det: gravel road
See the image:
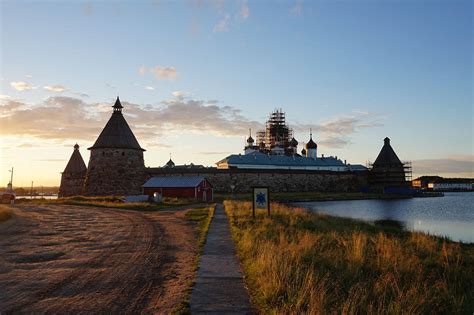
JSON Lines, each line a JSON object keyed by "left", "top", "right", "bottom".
{"left": 0, "top": 204, "right": 199, "bottom": 313}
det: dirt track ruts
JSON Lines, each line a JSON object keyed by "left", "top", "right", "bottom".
{"left": 0, "top": 204, "right": 199, "bottom": 313}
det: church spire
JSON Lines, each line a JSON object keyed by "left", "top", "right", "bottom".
{"left": 112, "top": 96, "right": 123, "bottom": 113}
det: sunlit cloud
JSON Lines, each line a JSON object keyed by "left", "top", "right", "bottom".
{"left": 138, "top": 65, "right": 147, "bottom": 76}
{"left": 0, "top": 96, "right": 383, "bottom": 150}
{"left": 293, "top": 112, "right": 384, "bottom": 148}
{"left": 412, "top": 156, "right": 474, "bottom": 177}
{"left": 152, "top": 66, "right": 178, "bottom": 80}
{"left": 10, "top": 81, "right": 36, "bottom": 91}
{"left": 145, "top": 86, "right": 155, "bottom": 91}
{"left": 44, "top": 85, "right": 67, "bottom": 92}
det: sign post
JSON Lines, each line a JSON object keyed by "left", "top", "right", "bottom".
{"left": 252, "top": 187, "right": 270, "bottom": 218}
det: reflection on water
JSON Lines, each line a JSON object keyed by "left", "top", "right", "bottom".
{"left": 294, "top": 192, "right": 474, "bottom": 243}
{"left": 16, "top": 195, "right": 58, "bottom": 200}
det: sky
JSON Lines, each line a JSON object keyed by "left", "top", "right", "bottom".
{"left": 0, "top": 0, "right": 472, "bottom": 187}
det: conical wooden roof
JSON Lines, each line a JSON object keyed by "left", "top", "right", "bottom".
{"left": 373, "top": 137, "right": 403, "bottom": 167}
{"left": 88, "top": 97, "right": 145, "bottom": 151}
{"left": 63, "top": 144, "right": 87, "bottom": 173}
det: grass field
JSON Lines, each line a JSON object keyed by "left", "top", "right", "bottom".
{"left": 0, "top": 205, "right": 13, "bottom": 222}
{"left": 16, "top": 195, "right": 195, "bottom": 211}
{"left": 224, "top": 200, "right": 474, "bottom": 314}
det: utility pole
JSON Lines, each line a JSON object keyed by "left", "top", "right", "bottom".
{"left": 31, "top": 181, "right": 34, "bottom": 199}
{"left": 9, "top": 167, "right": 14, "bottom": 185}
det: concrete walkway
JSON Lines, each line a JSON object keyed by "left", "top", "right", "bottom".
{"left": 189, "top": 204, "right": 254, "bottom": 314}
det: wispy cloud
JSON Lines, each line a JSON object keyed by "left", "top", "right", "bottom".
{"left": 44, "top": 85, "right": 67, "bottom": 92}
{"left": 10, "top": 81, "right": 36, "bottom": 91}
{"left": 139, "top": 66, "right": 178, "bottom": 80}
{"left": 138, "top": 66, "right": 147, "bottom": 76}
{"left": 213, "top": 14, "right": 230, "bottom": 32}
{"left": 290, "top": 0, "right": 303, "bottom": 16}
{"left": 0, "top": 96, "right": 382, "bottom": 151}
{"left": 239, "top": 0, "right": 249, "bottom": 20}
{"left": 198, "top": 151, "right": 231, "bottom": 155}
{"left": 412, "top": 156, "right": 474, "bottom": 177}
{"left": 293, "top": 112, "right": 384, "bottom": 148}
{"left": 145, "top": 86, "right": 155, "bottom": 91}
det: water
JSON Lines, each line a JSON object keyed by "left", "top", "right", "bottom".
{"left": 293, "top": 192, "right": 474, "bottom": 243}
{"left": 16, "top": 195, "right": 58, "bottom": 200}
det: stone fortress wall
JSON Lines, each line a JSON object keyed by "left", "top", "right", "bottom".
{"left": 147, "top": 168, "right": 368, "bottom": 193}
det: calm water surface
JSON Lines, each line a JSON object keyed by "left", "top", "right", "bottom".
{"left": 294, "top": 192, "right": 474, "bottom": 243}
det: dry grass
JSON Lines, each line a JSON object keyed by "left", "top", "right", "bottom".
{"left": 0, "top": 205, "right": 13, "bottom": 222}
{"left": 224, "top": 200, "right": 474, "bottom": 314}
{"left": 17, "top": 195, "right": 195, "bottom": 211}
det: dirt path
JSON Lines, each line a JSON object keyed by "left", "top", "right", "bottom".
{"left": 0, "top": 204, "right": 199, "bottom": 313}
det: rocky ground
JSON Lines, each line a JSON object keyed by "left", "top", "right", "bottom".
{"left": 0, "top": 204, "right": 199, "bottom": 313}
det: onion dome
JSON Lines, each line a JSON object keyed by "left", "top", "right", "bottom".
{"left": 290, "top": 137, "right": 298, "bottom": 147}
{"left": 165, "top": 158, "right": 175, "bottom": 168}
{"left": 246, "top": 129, "right": 255, "bottom": 144}
{"left": 301, "top": 147, "right": 307, "bottom": 156}
{"left": 306, "top": 131, "right": 317, "bottom": 150}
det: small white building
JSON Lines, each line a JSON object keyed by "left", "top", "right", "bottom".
{"left": 428, "top": 180, "right": 472, "bottom": 191}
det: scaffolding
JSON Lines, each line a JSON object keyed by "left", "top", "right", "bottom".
{"left": 403, "top": 161, "right": 412, "bottom": 182}
{"left": 264, "top": 109, "right": 291, "bottom": 149}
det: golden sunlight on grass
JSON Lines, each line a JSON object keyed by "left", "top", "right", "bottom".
{"left": 224, "top": 200, "right": 474, "bottom": 314}
{"left": 0, "top": 205, "right": 13, "bottom": 222}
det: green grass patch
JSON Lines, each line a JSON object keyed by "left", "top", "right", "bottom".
{"left": 174, "top": 204, "right": 216, "bottom": 314}
{"left": 225, "top": 200, "right": 474, "bottom": 314}
{"left": 0, "top": 205, "right": 13, "bottom": 222}
{"left": 214, "top": 191, "right": 409, "bottom": 203}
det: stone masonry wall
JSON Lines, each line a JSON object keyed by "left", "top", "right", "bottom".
{"left": 58, "top": 171, "right": 86, "bottom": 197}
{"left": 83, "top": 148, "right": 146, "bottom": 196}
{"left": 146, "top": 168, "right": 368, "bottom": 193}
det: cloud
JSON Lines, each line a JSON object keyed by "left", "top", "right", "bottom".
{"left": 10, "top": 81, "right": 36, "bottom": 91}
{"left": 290, "top": 0, "right": 303, "bottom": 16}
{"left": 412, "top": 157, "right": 474, "bottom": 177}
{"left": 145, "top": 86, "right": 155, "bottom": 91}
{"left": 0, "top": 94, "right": 11, "bottom": 99}
{"left": 239, "top": 0, "right": 249, "bottom": 19}
{"left": 33, "top": 158, "right": 67, "bottom": 162}
{"left": 198, "top": 151, "right": 231, "bottom": 155}
{"left": 25, "top": 74, "right": 33, "bottom": 79}
{"left": 138, "top": 66, "right": 147, "bottom": 76}
{"left": 147, "top": 143, "right": 173, "bottom": 148}
{"left": 0, "top": 96, "right": 380, "bottom": 151}
{"left": 293, "top": 112, "right": 384, "bottom": 148}
{"left": 150, "top": 66, "right": 178, "bottom": 80}
{"left": 171, "top": 90, "right": 186, "bottom": 99}
{"left": 44, "top": 85, "right": 67, "bottom": 92}
{"left": 0, "top": 96, "right": 262, "bottom": 144}
{"left": 213, "top": 14, "right": 230, "bottom": 32}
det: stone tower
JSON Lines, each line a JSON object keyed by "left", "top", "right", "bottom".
{"left": 369, "top": 137, "right": 408, "bottom": 192}
{"left": 59, "top": 144, "right": 87, "bottom": 197}
{"left": 83, "top": 97, "right": 146, "bottom": 196}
